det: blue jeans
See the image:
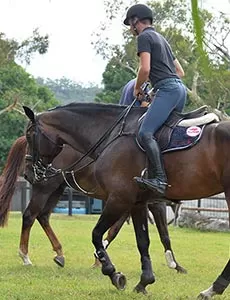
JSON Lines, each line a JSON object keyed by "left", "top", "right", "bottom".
{"left": 138, "top": 78, "right": 187, "bottom": 141}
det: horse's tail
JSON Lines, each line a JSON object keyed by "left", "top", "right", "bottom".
{"left": 0, "top": 136, "right": 27, "bottom": 227}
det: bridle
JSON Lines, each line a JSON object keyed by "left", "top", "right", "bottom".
{"left": 25, "top": 121, "right": 64, "bottom": 183}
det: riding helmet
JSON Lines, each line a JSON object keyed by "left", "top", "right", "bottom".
{"left": 123, "top": 4, "right": 153, "bottom": 25}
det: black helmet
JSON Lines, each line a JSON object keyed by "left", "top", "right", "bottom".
{"left": 123, "top": 4, "right": 153, "bottom": 26}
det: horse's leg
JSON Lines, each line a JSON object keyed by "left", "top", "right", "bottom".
{"left": 147, "top": 209, "right": 155, "bottom": 224}
{"left": 131, "top": 202, "right": 155, "bottom": 294}
{"left": 19, "top": 185, "right": 54, "bottom": 265}
{"left": 167, "top": 201, "right": 181, "bottom": 226}
{"left": 221, "top": 173, "right": 230, "bottom": 227}
{"left": 104, "top": 212, "right": 130, "bottom": 245}
{"left": 19, "top": 202, "right": 37, "bottom": 265}
{"left": 198, "top": 259, "right": 230, "bottom": 299}
{"left": 36, "top": 184, "right": 66, "bottom": 267}
{"left": 172, "top": 201, "right": 181, "bottom": 226}
{"left": 92, "top": 212, "right": 129, "bottom": 268}
{"left": 37, "top": 212, "right": 64, "bottom": 267}
{"left": 148, "top": 200, "right": 187, "bottom": 273}
{"left": 92, "top": 196, "right": 129, "bottom": 290}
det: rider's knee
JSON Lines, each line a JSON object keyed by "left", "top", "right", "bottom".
{"left": 138, "top": 130, "right": 153, "bottom": 144}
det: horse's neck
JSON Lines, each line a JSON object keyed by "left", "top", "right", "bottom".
{"left": 42, "top": 108, "right": 125, "bottom": 153}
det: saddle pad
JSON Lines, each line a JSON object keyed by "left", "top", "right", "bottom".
{"left": 162, "top": 125, "right": 205, "bottom": 153}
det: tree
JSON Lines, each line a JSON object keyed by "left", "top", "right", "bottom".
{"left": 95, "top": 55, "right": 135, "bottom": 104}
{"left": 0, "top": 29, "right": 49, "bottom": 66}
{"left": 0, "top": 62, "right": 59, "bottom": 170}
{"left": 37, "top": 77, "right": 102, "bottom": 104}
{"left": 0, "top": 30, "right": 57, "bottom": 171}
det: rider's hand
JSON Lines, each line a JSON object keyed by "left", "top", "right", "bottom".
{"left": 140, "top": 101, "right": 149, "bottom": 107}
{"left": 134, "top": 86, "right": 144, "bottom": 101}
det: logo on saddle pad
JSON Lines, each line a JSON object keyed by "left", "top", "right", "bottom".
{"left": 186, "top": 126, "right": 201, "bottom": 137}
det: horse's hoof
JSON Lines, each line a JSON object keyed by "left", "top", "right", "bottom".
{"left": 197, "top": 286, "right": 216, "bottom": 299}
{"left": 53, "top": 255, "right": 65, "bottom": 267}
{"left": 111, "top": 272, "right": 126, "bottom": 290}
{"left": 176, "top": 265, "right": 187, "bottom": 274}
{"left": 91, "top": 258, "right": 101, "bottom": 268}
{"left": 197, "top": 293, "right": 211, "bottom": 300}
{"left": 18, "top": 250, "right": 32, "bottom": 266}
{"left": 91, "top": 262, "right": 101, "bottom": 268}
{"left": 23, "top": 260, "right": 32, "bottom": 266}
{"left": 133, "top": 283, "right": 148, "bottom": 294}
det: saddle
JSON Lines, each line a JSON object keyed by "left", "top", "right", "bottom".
{"left": 137, "top": 105, "right": 219, "bottom": 153}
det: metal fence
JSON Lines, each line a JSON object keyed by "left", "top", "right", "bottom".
{"left": 12, "top": 180, "right": 103, "bottom": 215}
{"left": 180, "top": 193, "right": 229, "bottom": 219}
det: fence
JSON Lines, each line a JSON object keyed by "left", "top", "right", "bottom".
{"left": 180, "top": 193, "right": 229, "bottom": 220}
{"left": 12, "top": 178, "right": 103, "bottom": 215}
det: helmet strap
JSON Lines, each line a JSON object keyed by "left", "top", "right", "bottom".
{"left": 131, "top": 18, "right": 139, "bottom": 35}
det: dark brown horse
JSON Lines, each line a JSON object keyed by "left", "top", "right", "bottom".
{"left": 2, "top": 102, "right": 230, "bottom": 297}
{"left": 0, "top": 136, "right": 184, "bottom": 272}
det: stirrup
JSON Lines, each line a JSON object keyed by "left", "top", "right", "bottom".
{"left": 140, "top": 168, "right": 148, "bottom": 179}
{"left": 143, "top": 178, "right": 167, "bottom": 195}
{"left": 134, "top": 177, "right": 166, "bottom": 197}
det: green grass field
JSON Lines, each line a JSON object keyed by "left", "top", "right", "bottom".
{"left": 0, "top": 213, "right": 229, "bottom": 300}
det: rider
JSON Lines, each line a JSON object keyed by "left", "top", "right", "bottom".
{"left": 123, "top": 4, "right": 187, "bottom": 197}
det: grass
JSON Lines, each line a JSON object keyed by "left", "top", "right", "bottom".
{"left": 0, "top": 213, "right": 229, "bottom": 300}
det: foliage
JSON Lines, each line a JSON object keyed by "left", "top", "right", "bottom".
{"left": 16, "top": 28, "right": 49, "bottom": 64}
{"left": 0, "top": 29, "right": 49, "bottom": 66}
{"left": 0, "top": 62, "right": 59, "bottom": 170}
{"left": 95, "top": 56, "right": 135, "bottom": 104}
{"left": 36, "top": 77, "right": 102, "bottom": 104}
{"left": 0, "top": 30, "right": 58, "bottom": 171}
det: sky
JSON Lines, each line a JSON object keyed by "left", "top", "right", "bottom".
{"left": 0, "top": 0, "right": 229, "bottom": 86}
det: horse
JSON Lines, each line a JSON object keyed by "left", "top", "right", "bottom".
{"left": 4, "top": 102, "right": 230, "bottom": 297}
{"left": 0, "top": 135, "right": 185, "bottom": 272}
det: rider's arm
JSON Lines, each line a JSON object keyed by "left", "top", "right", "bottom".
{"left": 134, "top": 52, "right": 150, "bottom": 97}
{"left": 174, "top": 58, "right": 185, "bottom": 78}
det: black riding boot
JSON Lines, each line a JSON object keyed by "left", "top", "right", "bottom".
{"left": 134, "top": 138, "right": 168, "bottom": 197}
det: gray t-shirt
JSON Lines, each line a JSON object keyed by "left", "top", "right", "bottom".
{"left": 137, "top": 27, "right": 179, "bottom": 86}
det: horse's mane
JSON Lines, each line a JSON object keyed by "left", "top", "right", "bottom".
{"left": 48, "top": 102, "right": 144, "bottom": 114}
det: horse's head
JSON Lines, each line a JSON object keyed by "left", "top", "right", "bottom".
{"left": 23, "top": 106, "right": 63, "bottom": 183}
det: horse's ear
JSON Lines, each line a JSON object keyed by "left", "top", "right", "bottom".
{"left": 23, "top": 106, "right": 35, "bottom": 123}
